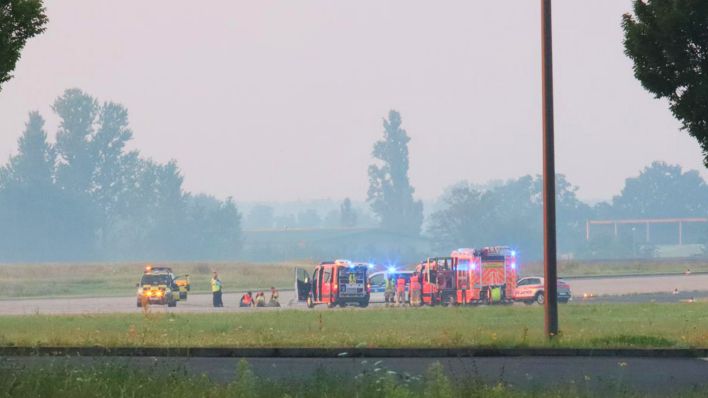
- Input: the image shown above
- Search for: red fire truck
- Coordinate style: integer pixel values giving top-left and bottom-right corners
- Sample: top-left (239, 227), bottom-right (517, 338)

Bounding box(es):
top-left (451, 246), bottom-right (518, 304)
top-left (410, 257), bottom-right (464, 306)
top-left (295, 260), bottom-right (371, 308)
top-left (409, 246), bottom-right (518, 306)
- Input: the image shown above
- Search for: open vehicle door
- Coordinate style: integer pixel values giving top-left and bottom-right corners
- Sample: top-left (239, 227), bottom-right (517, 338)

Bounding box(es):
top-left (294, 268), bottom-right (311, 304)
top-left (174, 274), bottom-right (191, 300)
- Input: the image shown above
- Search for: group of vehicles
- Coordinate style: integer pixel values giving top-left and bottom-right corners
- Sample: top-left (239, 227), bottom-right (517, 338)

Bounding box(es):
top-left (136, 266), bottom-right (191, 307)
top-left (295, 246), bottom-right (572, 308)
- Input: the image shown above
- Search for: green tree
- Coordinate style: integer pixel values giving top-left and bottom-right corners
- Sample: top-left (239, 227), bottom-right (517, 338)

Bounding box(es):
top-left (367, 110), bottom-right (423, 235)
top-left (53, 88), bottom-right (99, 194)
top-left (339, 197), bottom-right (357, 228)
top-left (428, 175), bottom-right (589, 259)
top-left (0, 111), bottom-right (54, 188)
top-left (611, 161), bottom-right (708, 218)
top-left (0, 0), bottom-right (48, 91)
top-left (0, 111), bottom-right (63, 260)
top-left (623, 1), bottom-right (708, 167)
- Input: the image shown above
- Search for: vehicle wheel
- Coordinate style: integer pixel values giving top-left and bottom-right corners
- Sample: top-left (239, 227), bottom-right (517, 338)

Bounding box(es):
top-left (306, 296), bottom-right (314, 308)
top-left (180, 292), bottom-right (187, 300)
top-left (168, 300), bottom-right (176, 307)
top-left (328, 301), bottom-right (337, 309)
top-left (136, 300), bottom-right (142, 308)
top-left (535, 292), bottom-right (545, 305)
top-left (360, 300), bottom-right (369, 308)
top-left (523, 300), bottom-right (534, 305)
top-left (559, 298), bottom-right (569, 304)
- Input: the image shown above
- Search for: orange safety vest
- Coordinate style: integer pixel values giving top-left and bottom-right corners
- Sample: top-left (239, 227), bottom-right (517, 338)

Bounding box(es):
top-left (242, 294), bottom-right (252, 305)
top-left (396, 278), bottom-right (406, 292)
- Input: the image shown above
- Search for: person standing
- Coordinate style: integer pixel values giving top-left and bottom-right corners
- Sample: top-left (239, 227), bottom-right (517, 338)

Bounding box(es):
top-left (396, 275), bottom-right (406, 306)
top-left (211, 271), bottom-right (223, 307)
top-left (384, 276), bottom-right (395, 306)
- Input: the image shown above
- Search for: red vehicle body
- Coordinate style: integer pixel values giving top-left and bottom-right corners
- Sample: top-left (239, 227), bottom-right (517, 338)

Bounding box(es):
top-left (410, 256), bottom-right (479, 306)
top-left (295, 260), bottom-right (371, 308)
top-left (449, 246), bottom-right (518, 304)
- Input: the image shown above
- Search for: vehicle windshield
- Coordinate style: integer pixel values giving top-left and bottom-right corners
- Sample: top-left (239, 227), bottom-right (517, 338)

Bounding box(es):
top-left (141, 274), bottom-right (171, 286)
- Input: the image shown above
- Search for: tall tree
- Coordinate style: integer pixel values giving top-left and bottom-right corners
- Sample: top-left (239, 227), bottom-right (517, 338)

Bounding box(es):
top-left (0, 111), bottom-right (54, 188)
top-left (367, 110), bottom-right (423, 235)
top-left (53, 88), bottom-right (99, 194)
top-left (0, 111), bottom-right (62, 260)
top-left (623, 1), bottom-right (708, 167)
top-left (0, 0), bottom-right (48, 91)
top-left (92, 101), bottom-right (133, 218)
top-left (339, 197), bottom-right (357, 228)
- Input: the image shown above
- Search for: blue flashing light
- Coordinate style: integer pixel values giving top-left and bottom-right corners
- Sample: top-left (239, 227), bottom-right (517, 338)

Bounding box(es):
top-left (511, 250), bottom-right (516, 257)
top-left (367, 263), bottom-right (374, 269)
top-left (510, 262), bottom-right (517, 270)
top-left (387, 266), bottom-right (396, 274)
top-left (470, 263), bottom-right (477, 270)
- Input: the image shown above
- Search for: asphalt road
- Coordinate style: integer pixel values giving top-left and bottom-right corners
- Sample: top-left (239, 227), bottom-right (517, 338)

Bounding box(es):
top-left (0, 273), bottom-right (706, 315)
top-left (4, 355), bottom-right (708, 396)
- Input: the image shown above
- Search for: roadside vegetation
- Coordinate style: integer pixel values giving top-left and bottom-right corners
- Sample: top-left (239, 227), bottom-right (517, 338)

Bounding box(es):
top-left (0, 303), bottom-right (706, 349)
top-left (3, 359), bottom-right (689, 398)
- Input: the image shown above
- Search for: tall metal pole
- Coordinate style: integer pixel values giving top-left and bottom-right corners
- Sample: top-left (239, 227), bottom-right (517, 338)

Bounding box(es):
top-left (541, 0), bottom-right (559, 338)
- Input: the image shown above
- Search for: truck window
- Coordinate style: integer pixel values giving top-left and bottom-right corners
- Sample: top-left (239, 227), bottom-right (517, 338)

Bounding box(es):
top-left (323, 268), bottom-right (332, 283)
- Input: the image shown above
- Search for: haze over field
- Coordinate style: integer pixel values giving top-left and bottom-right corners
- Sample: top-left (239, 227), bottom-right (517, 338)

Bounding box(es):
top-left (1, 0), bottom-right (706, 203)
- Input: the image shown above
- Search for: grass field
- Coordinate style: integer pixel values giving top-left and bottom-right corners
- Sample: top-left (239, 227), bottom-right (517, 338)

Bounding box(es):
top-left (1, 303), bottom-right (707, 349)
top-left (1, 258), bottom-right (707, 299)
top-left (0, 261), bottom-right (306, 298)
top-left (0, 359), bottom-right (681, 398)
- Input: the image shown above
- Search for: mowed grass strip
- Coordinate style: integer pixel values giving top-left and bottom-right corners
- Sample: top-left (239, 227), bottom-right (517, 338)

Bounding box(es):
top-left (0, 261), bottom-right (305, 298)
top-left (1, 303), bottom-right (707, 348)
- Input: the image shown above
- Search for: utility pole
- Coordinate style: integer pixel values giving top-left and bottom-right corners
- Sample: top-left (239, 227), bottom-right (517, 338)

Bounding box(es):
top-left (541, 0), bottom-right (559, 338)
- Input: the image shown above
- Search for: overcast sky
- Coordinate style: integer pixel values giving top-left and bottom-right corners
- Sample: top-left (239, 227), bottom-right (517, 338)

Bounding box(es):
top-left (1, 1), bottom-right (706, 203)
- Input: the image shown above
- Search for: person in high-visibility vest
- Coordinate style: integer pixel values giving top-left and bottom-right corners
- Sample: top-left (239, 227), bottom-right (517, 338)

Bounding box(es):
top-left (396, 276), bottom-right (406, 306)
top-left (211, 271), bottom-right (223, 307)
top-left (384, 276), bottom-right (395, 306)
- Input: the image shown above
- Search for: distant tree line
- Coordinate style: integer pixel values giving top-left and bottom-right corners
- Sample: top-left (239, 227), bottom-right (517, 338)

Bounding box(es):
top-left (0, 89), bottom-right (241, 262)
top-left (428, 162), bottom-right (708, 260)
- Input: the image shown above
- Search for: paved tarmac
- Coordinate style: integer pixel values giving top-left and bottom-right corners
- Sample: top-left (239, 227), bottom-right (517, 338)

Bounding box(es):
top-left (4, 355), bottom-right (708, 396)
top-left (0, 273), bottom-right (706, 315)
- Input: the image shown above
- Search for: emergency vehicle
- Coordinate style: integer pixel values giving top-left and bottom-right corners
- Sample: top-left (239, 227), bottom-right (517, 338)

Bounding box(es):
top-left (409, 257), bottom-right (461, 306)
top-left (450, 246), bottom-right (518, 304)
top-left (512, 276), bottom-right (572, 304)
top-left (136, 266), bottom-right (190, 307)
top-left (295, 260), bottom-right (371, 308)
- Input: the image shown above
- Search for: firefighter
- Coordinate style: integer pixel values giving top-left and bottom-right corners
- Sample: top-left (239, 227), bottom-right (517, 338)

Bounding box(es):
top-left (396, 275), bottom-right (406, 306)
top-left (384, 276), bottom-right (395, 306)
top-left (211, 271), bottom-right (223, 307)
top-left (410, 272), bottom-right (421, 306)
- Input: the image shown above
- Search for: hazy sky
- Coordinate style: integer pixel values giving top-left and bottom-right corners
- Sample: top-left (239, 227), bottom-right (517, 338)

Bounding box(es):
top-left (1, 1), bottom-right (706, 203)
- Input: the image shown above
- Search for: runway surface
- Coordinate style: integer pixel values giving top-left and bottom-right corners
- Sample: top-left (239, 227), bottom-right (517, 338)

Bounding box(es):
top-left (0, 273), bottom-right (706, 315)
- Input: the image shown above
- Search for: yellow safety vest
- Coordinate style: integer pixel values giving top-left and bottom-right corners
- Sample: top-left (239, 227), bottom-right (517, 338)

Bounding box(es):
top-left (211, 278), bottom-right (222, 292)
